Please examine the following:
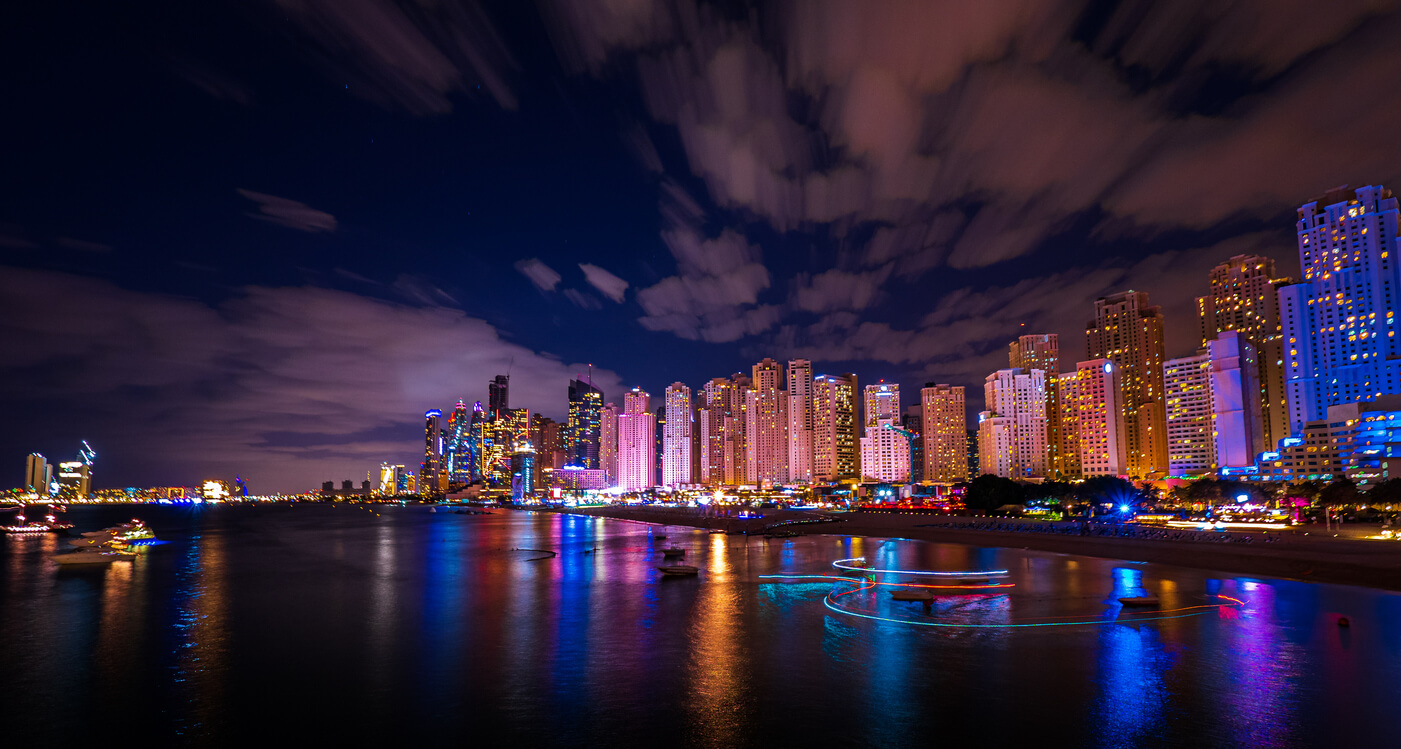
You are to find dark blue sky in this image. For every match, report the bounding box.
[4,0,1400,491]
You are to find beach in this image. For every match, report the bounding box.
[558,505,1401,592]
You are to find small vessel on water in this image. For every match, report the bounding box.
[53,548,135,566]
[1118,595,1160,607]
[54,519,159,564]
[661,547,686,558]
[657,564,699,576]
[653,534,667,541]
[2,506,74,534]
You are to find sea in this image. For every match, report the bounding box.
[2,503,1399,747]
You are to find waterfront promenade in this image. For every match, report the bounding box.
[560,505,1401,592]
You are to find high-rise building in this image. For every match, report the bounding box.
[700,378,733,485]
[786,359,815,484]
[1282,185,1401,437]
[662,383,694,486]
[966,429,979,477]
[567,379,604,469]
[654,404,666,483]
[1209,331,1266,471]
[1163,352,1215,476]
[978,368,1047,480]
[25,453,51,495]
[1010,334,1061,476]
[748,359,788,484]
[813,373,859,481]
[511,442,535,500]
[616,388,656,491]
[860,418,913,482]
[600,402,619,486]
[903,404,924,482]
[446,399,470,484]
[422,409,442,496]
[1087,291,1168,478]
[466,401,486,481]
[1059,360,1127,477]
[488,374,510,418]
[1198,255,1292,449]
[378,463,403,495]
[56,461,91,499]
[920,384,968,483]
[864,382,900,426]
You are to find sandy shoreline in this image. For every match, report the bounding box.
[551,506,1401,592]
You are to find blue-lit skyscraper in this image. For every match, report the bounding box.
[1281,185,1401,436]
[422,409,442,496]
[568,378,604,469]
[446,399,469,484]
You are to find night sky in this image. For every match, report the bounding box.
[6,0,1401,492]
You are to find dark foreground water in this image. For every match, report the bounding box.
[3,505,1399,747]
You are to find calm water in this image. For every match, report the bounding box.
[3,504,1399,747]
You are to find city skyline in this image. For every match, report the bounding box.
[9,2,1401,491]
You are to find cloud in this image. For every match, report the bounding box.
[237,189,338,233]
[0,266,622,493]
[272,0,518,113]
[579,263,629,302]
[635,227,776,342]
[790,265,893,314]
[562,288,602,310]
[515,257,562,291]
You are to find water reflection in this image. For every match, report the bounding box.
[686,533,749,744]
[168,531,228,739]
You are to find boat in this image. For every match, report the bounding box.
[53,548,135,566]
[661,547,686,557]
[653,534,667,541]
[657,564,699,576]
[1118,595,1160,607]
[2,510,74,534]
[889,589,935,602]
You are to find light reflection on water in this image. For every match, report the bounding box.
[2,505,1399,746]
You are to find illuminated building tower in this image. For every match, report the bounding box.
[1163,352,1215,476]
[446,399,470,484]
[488,374,510,418]
[1198,255,1293,449]
[600,402,619,486]
[511,442,536,500]
[1059,360,1127,477]
[699,378,726,484]
[421,409,442,496]
[813,373,859,481]
[978,368,1047,480]
[1282,185,1401,436]
[25,453,52,495]
[467,401,486,481]
[727,373,750,483]
[747,359,788,484]
[860,418,912,482]
[864,382,900,426]
[654,404,666,482]
[378,463,403,495]
[1010,334,1061,476]
[786,359,815,484]
[919,384,968,483]
[530,414,564,489]
[567,378,604,469]
[1209,331,1266,471]
[616,388,656,490]
[662,383,693,486]
[966,429,978,477]
[903,404,924,482]
[1086,291,1167,478]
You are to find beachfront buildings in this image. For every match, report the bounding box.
[1009,334,1061,476]
[747,359,788,485]
[1087,291,1168,478]
[786,359,814,485]
[1164,351,1215,476]
[1208,331,1266,472]
[616,388,655,491]
[813,373,859,481]
[662,383,693,486]
[1059,360,1127,477]
[860,418,912,482]
[920,384,967,483]
[978,368,1048,480]
[864,382,900,425]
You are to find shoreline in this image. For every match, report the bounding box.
[553,506,1401,592]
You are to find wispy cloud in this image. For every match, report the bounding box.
[515,257,561,291]
[579,263,628,303]
[237,189,337,233]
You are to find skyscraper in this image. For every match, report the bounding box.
[600,402,619,486]
[786,359,814,484]
[1009,334,1061,476]
[1197,255,1292,449]
[1086,291,1167,478]
[24,453,51,495]
[446,399,470,484]
[978,368,1047,480]
[1282,185,1401,436]
[1163,351,1215,476]
[488,374,510,418]
[903,404,924,482]
[616,388,656,491]
[919,384,968,483]
[860,418,912,482]
[567,378,604,469]
[864,382,900,425]
[748,359,788,484]
[1208,331,1266,470]
[421,409,442,496]
[1059,360,1127,477]
[466,401,486,481]
[662,383,693,486]
[813,373,859,481]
